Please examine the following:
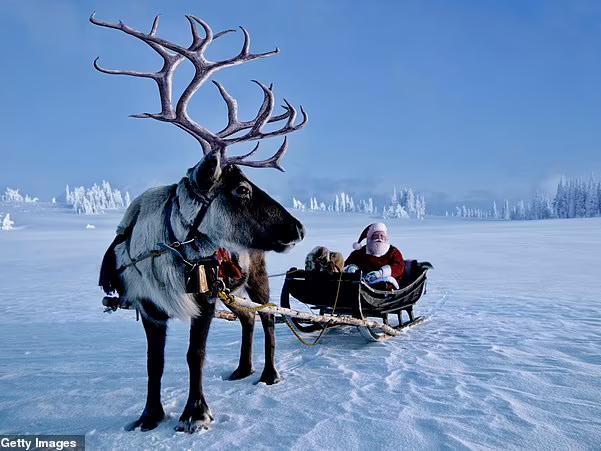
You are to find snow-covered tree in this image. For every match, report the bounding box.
[2,188,24,202]
[383,186,426,220]
[597,182,601,216]
[553,178,568,218]
[1,213,15,231]
[585,178,599,217]
[502,200,511,220]
[384,203,409,219]
[549,176,601,219]
[292,197,306,211]
[2,188,38,203]
[291,185,425,219]
[66,181,131,215]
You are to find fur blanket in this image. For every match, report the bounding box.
[305,246,344,273]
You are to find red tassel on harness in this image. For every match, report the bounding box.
[215,248,245,286]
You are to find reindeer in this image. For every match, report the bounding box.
[91,13,307,433]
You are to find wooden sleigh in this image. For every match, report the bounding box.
[280,260,433,341]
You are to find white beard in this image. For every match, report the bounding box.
[366,240,390,257]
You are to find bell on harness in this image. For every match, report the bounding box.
[185,256,220,295]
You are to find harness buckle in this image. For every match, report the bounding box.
[215,278,226,293]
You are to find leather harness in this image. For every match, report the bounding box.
[116,180,214,274]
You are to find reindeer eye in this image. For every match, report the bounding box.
[234,185,251,198]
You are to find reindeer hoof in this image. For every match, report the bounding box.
[175,417,212,433]
[124,405,165,431]
[175,402,213,433]
[228,366,255,380]
[258,368,281,385]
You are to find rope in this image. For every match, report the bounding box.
[217,291,276,313]
[268,268,304,278]
[117,238,198,273]
[281,315,324,347]
[159,241,196,267]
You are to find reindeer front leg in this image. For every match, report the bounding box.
[125,315,167,431]
[176,300,215,433]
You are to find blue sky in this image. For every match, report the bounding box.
[1,0,600,208]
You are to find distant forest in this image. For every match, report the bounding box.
[292,176,601,222]
[292,187,427,220]
[4,176,600,221]
[451,177,601,220]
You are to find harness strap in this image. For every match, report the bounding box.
[179,177,213,242]
[163,185,179,245]
[116,182,214,273]
[185,201,210,242]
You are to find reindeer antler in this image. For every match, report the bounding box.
[90,13,307,171]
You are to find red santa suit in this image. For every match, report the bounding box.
[344,223,405,289]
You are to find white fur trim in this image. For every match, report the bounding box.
[368,276,399,290]
[353,241,363,250]
[367,223,387,240]
[381,265,392,277]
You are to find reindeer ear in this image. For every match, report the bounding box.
[190,150,222,192]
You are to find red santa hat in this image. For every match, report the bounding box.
[352,223,388,250]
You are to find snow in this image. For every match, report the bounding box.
[0,205,600,450]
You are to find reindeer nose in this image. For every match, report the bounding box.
[276,219,304,243]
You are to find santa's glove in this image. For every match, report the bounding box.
[363,270,383,284]
[344,264,360,273]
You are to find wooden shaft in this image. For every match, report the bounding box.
[214,310,239,321]
[217,294,402,337]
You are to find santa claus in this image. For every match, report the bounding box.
[344,223,405,290]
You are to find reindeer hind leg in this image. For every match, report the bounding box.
[225,303,256,380]
[246,252,281,385]
[258,311,281,385]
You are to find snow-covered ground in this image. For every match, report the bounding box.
[1,205,600,450]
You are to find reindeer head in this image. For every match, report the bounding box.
[91,13,308,253]
[188,150,304,252]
